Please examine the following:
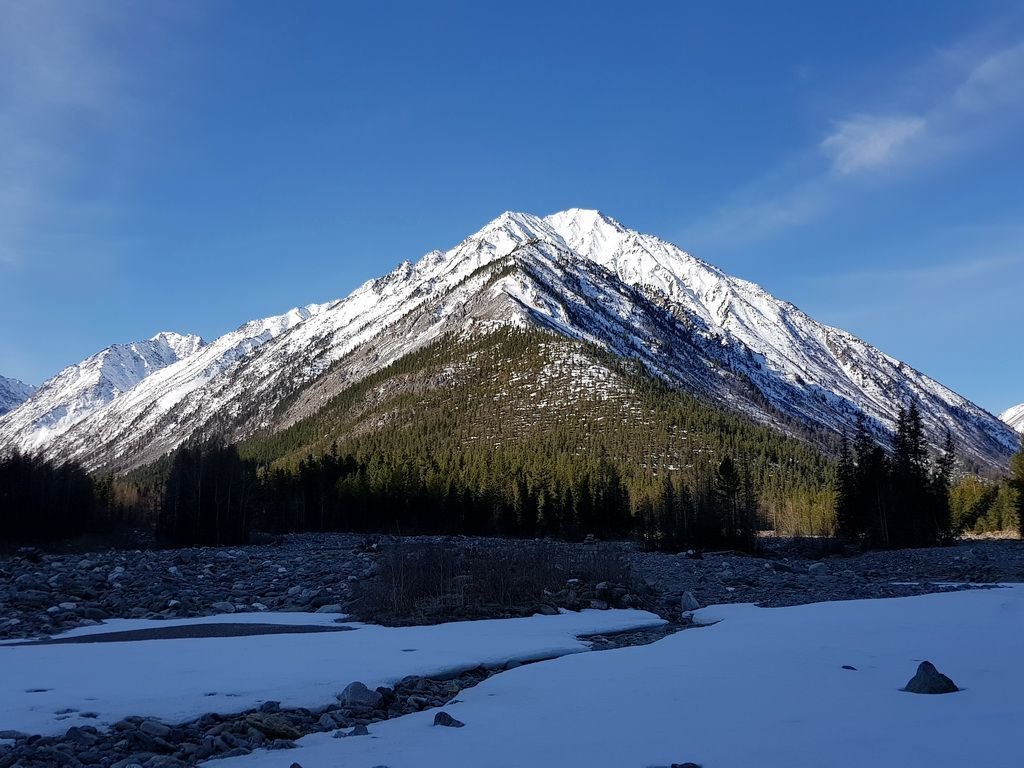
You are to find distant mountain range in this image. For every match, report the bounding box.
[0,209,1018,472]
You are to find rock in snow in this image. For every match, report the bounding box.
[432,711,465,728]
[903,661,959,694]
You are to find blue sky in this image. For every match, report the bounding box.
[1,1,1021,414]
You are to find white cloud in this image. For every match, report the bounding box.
[685,33,1024,248]
[953,41,1024,112]
[821,115,927,175]
[0,0,127,266]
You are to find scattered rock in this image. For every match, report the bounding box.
[808,562,828,578]
[903,660,959,694]
[681,591,701,612]
[433,711,465,728]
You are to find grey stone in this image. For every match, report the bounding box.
[210,601,236,614]
[433,711,464,728]
[903,661,959,694]
[339,681,383,709]
[139,720,171,738]
[681,591,701,612]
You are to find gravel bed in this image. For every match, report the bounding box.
[630,538,1024,619]
[2,533,1022,767]
[0,534,373,641]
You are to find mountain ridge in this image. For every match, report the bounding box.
[1,209,1016,472]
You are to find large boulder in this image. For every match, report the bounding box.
[902,661,959,694]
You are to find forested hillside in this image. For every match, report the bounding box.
[240,329,837,541]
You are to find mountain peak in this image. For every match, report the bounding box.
[149,332,206,360]
[544,208,628,263]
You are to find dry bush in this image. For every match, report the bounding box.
[353,541,643,625]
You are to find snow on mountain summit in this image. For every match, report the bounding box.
[1000,404,1024,434]
[5,209,1016,471]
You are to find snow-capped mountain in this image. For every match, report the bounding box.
[0,376,35,417]
[1001,404,1024,434]
[4,209,1017,471]
[0,332,204,452]
[0,305,332,466]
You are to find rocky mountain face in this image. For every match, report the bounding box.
[0,209,1016,471]
[0,376,35,417]
[1001,404,1024,434]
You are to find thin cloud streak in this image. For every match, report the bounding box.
[821,115,926,175]
[0,0,126,266]
[684,32,1024,249]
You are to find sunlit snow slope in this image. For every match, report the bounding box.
[0,333,204,451]
[1001,403,1024,434]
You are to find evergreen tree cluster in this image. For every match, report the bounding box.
[950,473,1020,534]
[835,403,954,548]
[0,451,96,540]
[159,442,253,546]
[252,442,633,541]
[637,456,758,551]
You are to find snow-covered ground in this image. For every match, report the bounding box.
[216,586,1024,768]
[0,609,663,736]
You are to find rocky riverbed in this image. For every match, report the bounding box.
[1,534,1022,768]
[3,534,1023,641]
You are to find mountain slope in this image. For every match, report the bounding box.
[0,333,204,451]
[7,209,1017,472]
[1001,404,1024,434]
[0,376,35,417]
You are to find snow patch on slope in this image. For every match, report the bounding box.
[1000,403,1024,434]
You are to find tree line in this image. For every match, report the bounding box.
[0,451,142,541]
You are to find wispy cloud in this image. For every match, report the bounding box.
[0,1,127,266]
[821,115,926,175]
[684,30,1024,248]
[953,41,1024,112]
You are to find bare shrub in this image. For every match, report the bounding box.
[353,540,645,625]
